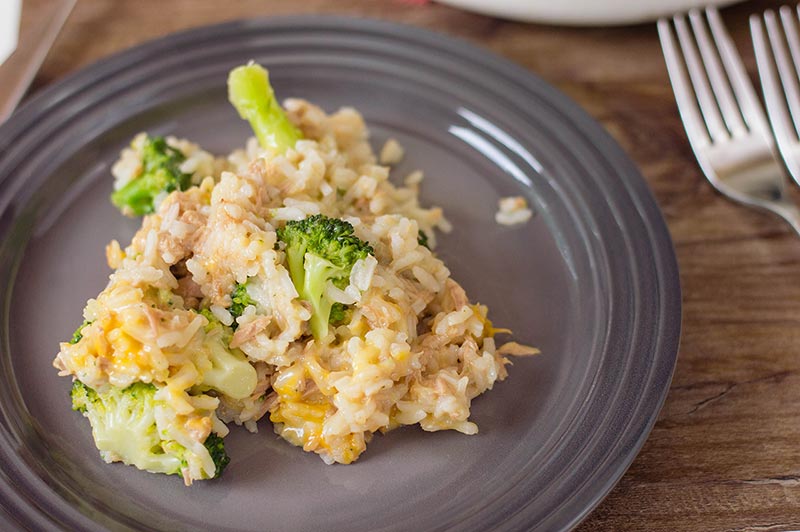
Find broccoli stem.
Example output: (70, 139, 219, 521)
(302, 255, 341, 340)
(227, 63, 302, 154)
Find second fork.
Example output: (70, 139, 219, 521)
(659, 7, 800, 235)
(751, 5, 800, 187)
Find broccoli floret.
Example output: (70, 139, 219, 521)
(203, 433, 230, 478)
(229, 283, 256, 327)
(70, 380, 226, 480)
(199, 307, 217, 329)
(417, 229, 430, 249)
(227, 62, 302, 154)
(69, 320, 91, 344)
(198, 312, 258, 400)
(71, 381, 91, 413)
(111, 135, 191, 216)
(329, 303, 349, 325)
(276, 214, 373, 340)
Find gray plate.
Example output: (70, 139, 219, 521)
(0, 16, 680, 532)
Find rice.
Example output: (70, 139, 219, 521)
(404, 170, 424, 187)
(496, 196, 533, 225)
(54, 98, 537, 475)
(379, 138, 404, 165)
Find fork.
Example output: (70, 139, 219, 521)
(0, 0, 75, 123)
(751, 6, 800, 187)
(658, 7, 800, 235)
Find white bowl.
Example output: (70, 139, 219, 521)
(0, 0, 20, 65)
(437, 0, 744, 26)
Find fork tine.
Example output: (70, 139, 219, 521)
(781, 6, 800, 75)
(777, 6, 800, 135)
(673, 13, 730, 142)
(752, 12, 800, 181)
(688, 9, 747, 137)
(764, 9, 800, 139)
(658, 18, 712, 147)
(707, 7, 770, 136)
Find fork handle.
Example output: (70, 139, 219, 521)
(772, 200, 800, 237)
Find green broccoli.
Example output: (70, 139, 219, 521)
(199, 307, 217, 329)
(198, 311, 258, 400)
(70, 380, 228, 481)
(417, 229, 430, 250)
(227, 62, 302, 154)
(329, 303, 349, 326)
(203, 433, 230, 478)
(229, 283, 256, 327)
(276, 214, 373, 340)
(111, 135, 192, 216)
(69, 320, 91, 344)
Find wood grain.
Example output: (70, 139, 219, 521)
(22, 0, 800, 530)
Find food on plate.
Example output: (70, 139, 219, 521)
(404, 169, 424, 187)
(379, 138, 404, 165)
(70, 380, 230, 483)
(111, 135, 192, 216)
(276, 214, 373, 340)
(111, 134, 227, 217)
(495, 195, 533, 225)
(54, 62, 538, 485)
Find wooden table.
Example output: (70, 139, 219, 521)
(23, 0, 800, 529)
